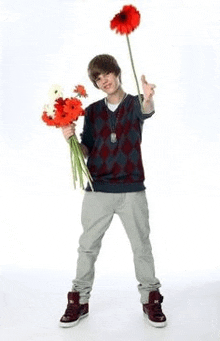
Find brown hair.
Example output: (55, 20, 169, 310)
(88, 54, 121, 88)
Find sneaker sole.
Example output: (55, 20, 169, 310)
(143, 313, 167, 328)
(59, 313, 89, 328)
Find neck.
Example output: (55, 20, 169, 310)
(107, 87, 125, 104)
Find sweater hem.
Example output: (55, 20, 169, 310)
(85, 182, 146, 193)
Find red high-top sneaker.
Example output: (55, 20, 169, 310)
(143, 291, 167, 328)
(60, 291, 89, 328)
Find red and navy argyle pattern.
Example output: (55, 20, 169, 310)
(81, 94, 154, 192)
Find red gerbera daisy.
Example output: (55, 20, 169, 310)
(110, 5, 144, 113)
(110, 5, 140, 35)
(63, 98, 84, 118)
(42, 111, 56, 126)
(52, 97, 84, 127)
(54, 97, 66, 114)
(73, 85, 88, 98)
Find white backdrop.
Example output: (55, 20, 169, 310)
(1, 0, 220, 279)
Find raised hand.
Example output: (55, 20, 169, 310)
(141, 75, 156, 102)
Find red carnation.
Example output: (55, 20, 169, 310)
(110, 5, 140, 35)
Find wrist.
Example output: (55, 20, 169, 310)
(142, 98, 155, 114)
(143, 97, 153, 103)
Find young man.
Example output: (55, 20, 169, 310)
(60, 54, 167, 328)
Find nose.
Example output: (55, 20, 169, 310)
(102, 74, 108, 85)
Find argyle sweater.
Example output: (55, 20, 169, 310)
(81, 94, 155, 192)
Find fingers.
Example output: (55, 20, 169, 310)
(141, 75, 156, 101)
(141, 75, 147, 83)
(141, 75, 156, 90)
(62, 123, 76, 140)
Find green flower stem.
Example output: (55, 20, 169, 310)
(71, 138, 84, 189)
(72, 139, 82, 187)
(69, 138, 78, 189)
(75, 143, 93, 183)
(69, 135, 94, 191)
(74, 138, 92, 187)
(71, 138, 85, 189)
(126, 34, 145, 114)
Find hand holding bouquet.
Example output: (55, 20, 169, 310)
(42, 84, 93, 191)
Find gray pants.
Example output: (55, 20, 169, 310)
(72, 191, 161, 304)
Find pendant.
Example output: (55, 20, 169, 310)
(111, 132, 117, 143)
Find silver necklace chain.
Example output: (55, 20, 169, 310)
(105, 93, 127, 143)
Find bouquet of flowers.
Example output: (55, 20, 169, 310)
(42, 84, 93, 190)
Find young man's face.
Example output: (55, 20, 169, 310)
(95, 72, 121, 95)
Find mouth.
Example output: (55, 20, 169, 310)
(104, 83, 112, 90)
